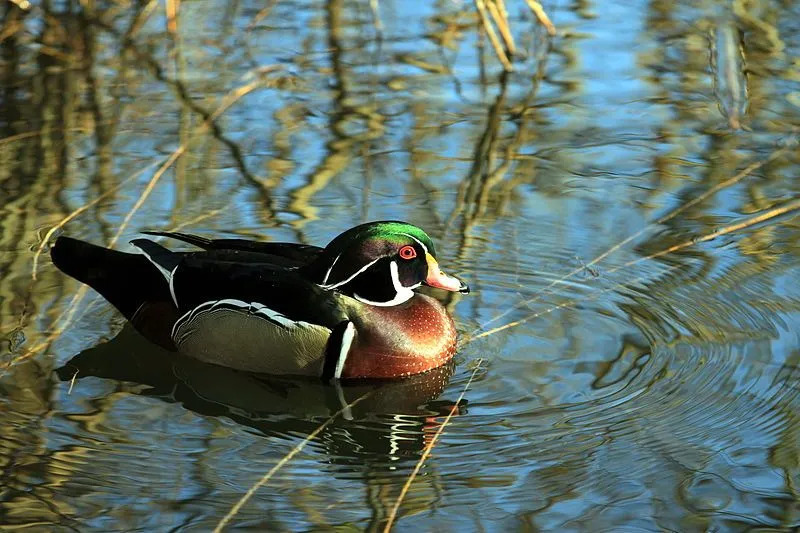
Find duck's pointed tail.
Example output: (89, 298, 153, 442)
(51, 236, 170, 320)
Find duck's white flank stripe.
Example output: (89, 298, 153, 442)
(334, 321, 355, 380)
(354, 261, 414, 306)
(171, 298, 317, 342)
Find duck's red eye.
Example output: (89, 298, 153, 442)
(399, 245, 417, 260)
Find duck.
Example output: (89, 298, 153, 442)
(50, 221, 469, 380)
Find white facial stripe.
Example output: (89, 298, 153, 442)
(397, 232, 428, 254)
(323, 232, 428, 290)
(334, 322, 355, 379)
(353, 261, 414, 307)
(322, 252, 341, 285)
(321, 256, 381, 289)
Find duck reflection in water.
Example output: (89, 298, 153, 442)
(56, 324, 469, 468)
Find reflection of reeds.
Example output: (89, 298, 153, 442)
(475, 0, 512, 71)
(246, 0, 278, 31)
(524, 0, 556, 36)
(165, 0, 180, 35)
(2, 78, 269, 374)
(475, 0, 555, 71)
(30, 161, 160, 280)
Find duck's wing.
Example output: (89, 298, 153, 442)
(142, 231, 323, 266)
(130, 238, 346, 327)
(53, 236, 355, 377)
(132, 239, 356, 377)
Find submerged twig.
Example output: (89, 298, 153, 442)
(213, 392, 372, 532)
(382, 360, 483, 532)
(613, 197, 800, 271)
(476, 140, 797, 334)
(471, 199, 800, 341)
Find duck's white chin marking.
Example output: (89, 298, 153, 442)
(354, 261, 414, 306)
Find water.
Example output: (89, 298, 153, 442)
(2, 0, 800, 530)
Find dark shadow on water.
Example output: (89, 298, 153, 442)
(55, 324, 466, 469)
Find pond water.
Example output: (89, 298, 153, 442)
(2, 0, 800, 530)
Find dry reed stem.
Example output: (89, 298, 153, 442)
(475, 0, 513, 71)
(524, 0, 556, 36)
(611, 197, 800, 272)
(0, 130, 61, 146)
(382, 360, 483, 532)
(165, 207, 226, 232)
(3, 80, 265, 374)
(213, 392, 372, 532)
(469, 263, 686, 341)
(476, 140, 796, 334)
(471, 199, 800, 341)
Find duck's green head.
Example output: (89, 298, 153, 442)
(307, 221, 469, 306)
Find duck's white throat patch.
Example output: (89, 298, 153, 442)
(354, 261, 415, 306)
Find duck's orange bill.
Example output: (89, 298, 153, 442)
(424, 254, 470, 294)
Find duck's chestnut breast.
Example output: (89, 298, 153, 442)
(343, 294, 457, 379)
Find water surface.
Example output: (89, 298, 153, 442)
(2, 0, 800, 530)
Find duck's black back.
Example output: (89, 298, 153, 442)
(50, 235, 326, 323)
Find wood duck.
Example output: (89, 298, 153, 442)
(51, 221, 469, 380)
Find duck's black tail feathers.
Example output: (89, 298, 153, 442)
(51, 236, 170, 319)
